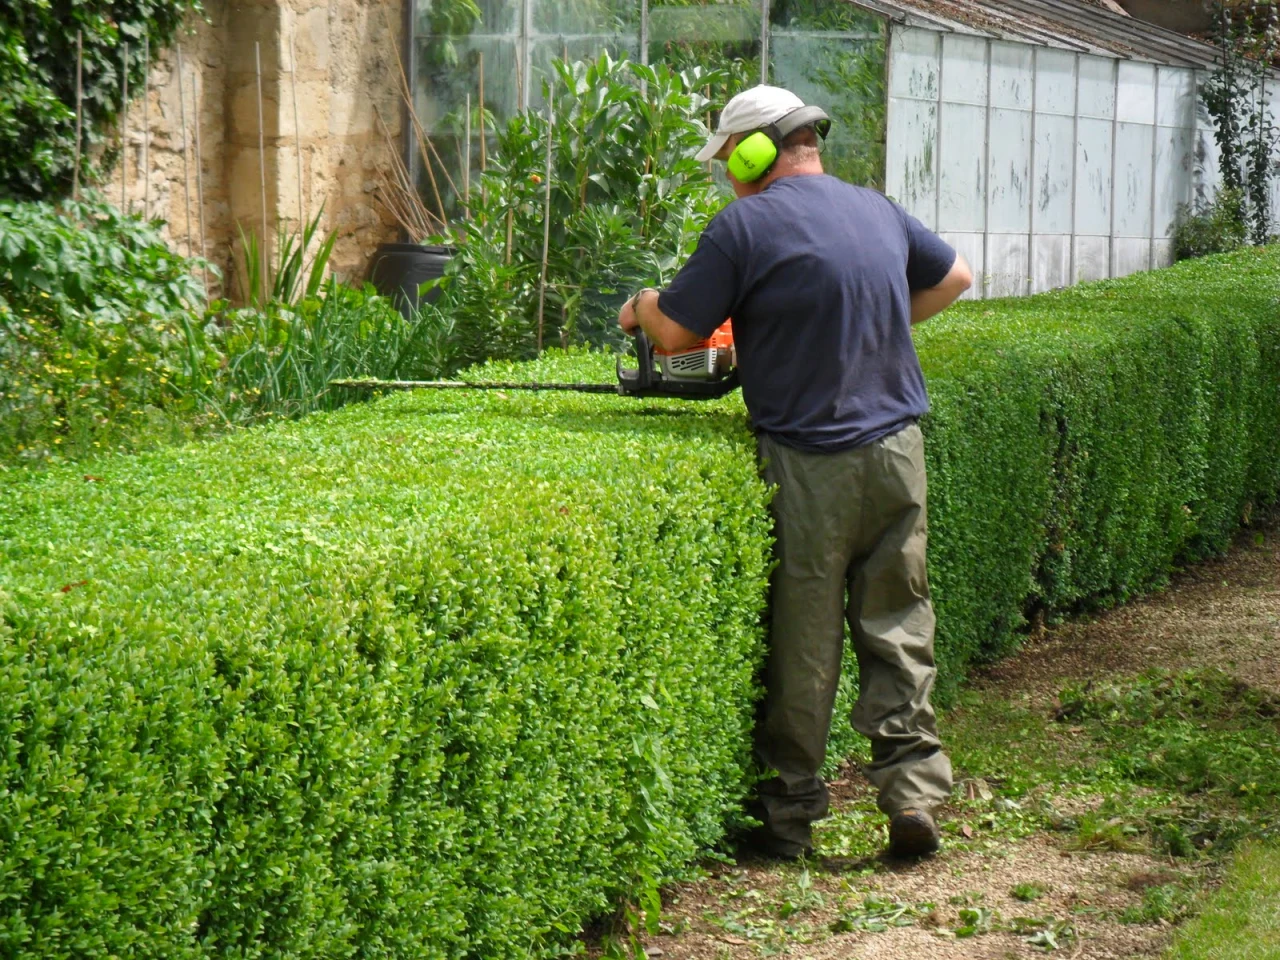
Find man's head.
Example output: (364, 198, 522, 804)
(695, 85, 830, 197)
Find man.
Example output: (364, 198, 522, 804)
(618, 85, 973, 860)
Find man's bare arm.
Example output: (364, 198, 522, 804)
(911, 255, 973, 325)
(619, 289, 702, 351)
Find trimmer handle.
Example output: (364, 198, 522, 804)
(616, 329, 657, 394)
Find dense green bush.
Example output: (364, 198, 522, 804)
(0, 0, 201, 199)
(424, 55, 728, 368)
(0, 384, 772, 958)
(1172, 188, 1249, 261)
(0, 196, 211, 463)
(1, 248, 1277, 955)
(0, 197, 453, 466)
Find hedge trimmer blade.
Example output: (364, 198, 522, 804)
(330, 378, 618, 394)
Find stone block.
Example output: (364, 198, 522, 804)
(279, 78, 330, 139)
(228, 79, 282, 142)
(329, 89, 375, 138)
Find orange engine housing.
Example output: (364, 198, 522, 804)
(653, 320, 735, 381)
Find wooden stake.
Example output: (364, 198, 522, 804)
(515, 47, 524, 113)
(142, 34, 150, 220)
(255, 41, 269, 303)
(464, 92, 471, 218)
(477, 51, 487, 174)
(478, 51, 487, 214)
(505, 207, 514, 265)
(120, 42, 129, 213)
(73, 31, 83, 202)
(390, 31, 447, 225)
(177, 44, 193, 258)
(193, 71, 209, 296)
(536, 103, 554, 355)
(705, 85, 713, 174)
(290, 27, 304, 226)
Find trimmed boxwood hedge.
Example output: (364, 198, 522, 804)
(1, 247, 1278, 956)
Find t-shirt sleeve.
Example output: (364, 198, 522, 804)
(657, 224, 739, 339)
(899, 207, 957, 292)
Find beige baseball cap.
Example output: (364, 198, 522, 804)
(695, 84, 807, 162)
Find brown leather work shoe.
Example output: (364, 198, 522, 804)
(887, 808, 941, 858)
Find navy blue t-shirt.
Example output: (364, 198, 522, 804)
(658, 174, 956, 452)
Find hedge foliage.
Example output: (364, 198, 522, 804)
(0, 385, 772, 958)
(1, 247, 1278, 955)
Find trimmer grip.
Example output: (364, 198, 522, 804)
(616, 329, 656, 395)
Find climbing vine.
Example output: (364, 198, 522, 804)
(1201, 1, 1279, 244)
(0, 0, 202, 201)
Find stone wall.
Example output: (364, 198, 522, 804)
(104, 0, 403, 298)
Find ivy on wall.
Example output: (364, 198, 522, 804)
(0, 0, 202, 201)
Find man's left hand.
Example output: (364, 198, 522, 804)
(618, 293, 642, 335)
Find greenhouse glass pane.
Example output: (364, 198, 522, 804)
(414, 35, 520, 133)
(648, 0, 762, 101)
(411, 38, 517, 221)
(414, 0, 518, 36)
(769, 0, 881, 32)
(531, 0, 638, 35)
(769, 5, 887, 189)
(526, 0, 640, 110)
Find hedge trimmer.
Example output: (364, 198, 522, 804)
(330, 322, 739, 400)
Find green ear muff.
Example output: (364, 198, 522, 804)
(727, 131, 779, 183)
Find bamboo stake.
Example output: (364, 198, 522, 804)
(536, 103, 554, 354)
(142, 34, 150, 220)
(463, 92, 471, 218)
(255, 41, 269, 303)
(390, 32, 447, 225)
(73, 31, 83, 202)
(177, 44, 193, 258)
(193, 71, 209, 296)
(477, 51, 486, 174)
(290, 27, 304, 227)
(478, 51, 486, 213)
(505, 208, 514, 265)
(425, 136, 462, 206)
(706, 85, 713, 175)
(121, 42, 129, 213)
(515, 46, 524, 113)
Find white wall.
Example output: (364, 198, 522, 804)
(884, 24, 1215, 299)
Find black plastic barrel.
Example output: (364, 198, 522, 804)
(367, 243, 453, 319)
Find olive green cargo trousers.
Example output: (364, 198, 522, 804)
(752, 424, 952, 851)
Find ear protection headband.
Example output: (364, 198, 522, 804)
(727, 105, 832, 183)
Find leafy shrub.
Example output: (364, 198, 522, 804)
(919, 246, 1279, 667)
(0, 197, 454, 466)
(0, 0, 201, 199)
(0, 195, 211, 463)
(1172, 188, 1249, 262)
(0, 380, 773, 958)
(423, 54, 729, 371)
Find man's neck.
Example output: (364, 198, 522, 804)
(758, 162, 824, 190)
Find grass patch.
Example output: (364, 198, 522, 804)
(1166, 842, 1280, 959)
(939, 668, 1280, 858)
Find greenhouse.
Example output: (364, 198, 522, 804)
(410, 0, 1279, 297)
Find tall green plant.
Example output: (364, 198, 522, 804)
(423, 54, 731, 370)
(236, 208, 338, 309)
